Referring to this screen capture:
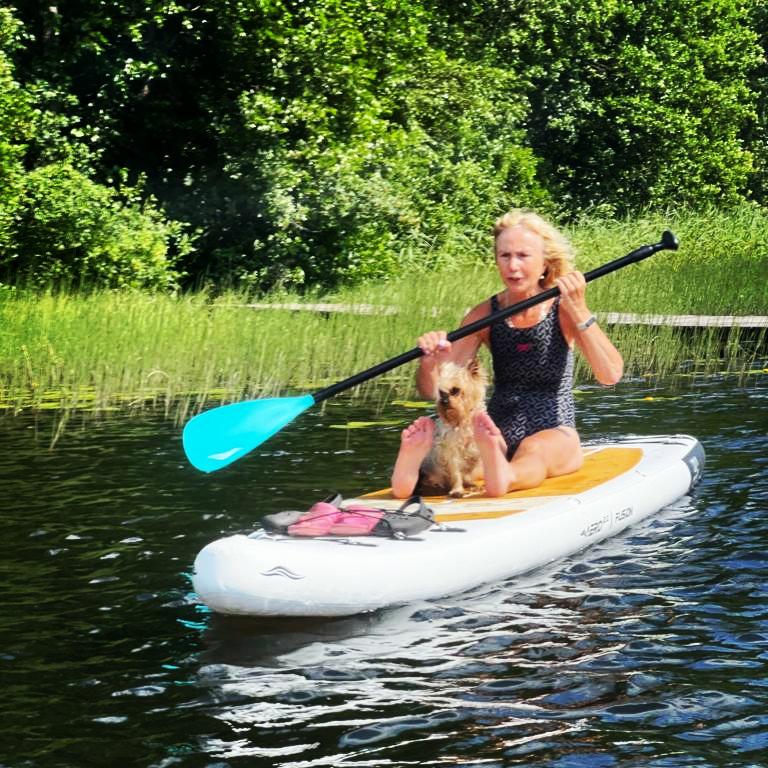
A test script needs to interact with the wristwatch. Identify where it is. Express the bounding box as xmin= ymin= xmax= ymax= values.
xmin=576 ymin=314 xmax=597 ymax=331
